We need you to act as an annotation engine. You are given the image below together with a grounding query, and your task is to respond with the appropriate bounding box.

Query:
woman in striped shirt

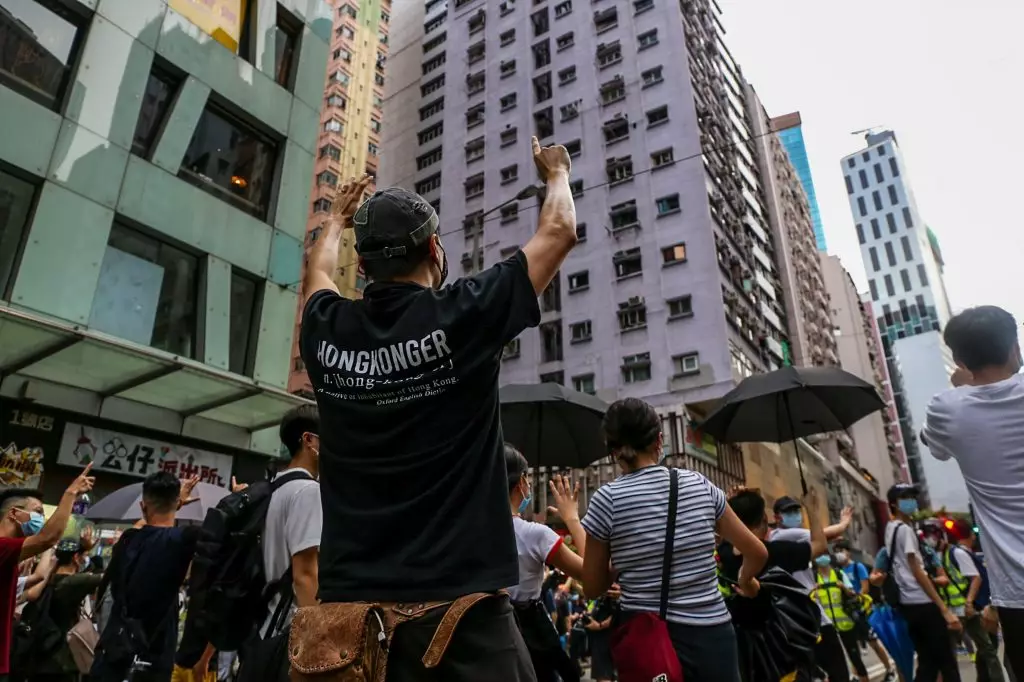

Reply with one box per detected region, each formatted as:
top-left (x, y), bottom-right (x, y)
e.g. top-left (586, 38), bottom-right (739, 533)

top-left (581, 398), bottom-right (767, 682)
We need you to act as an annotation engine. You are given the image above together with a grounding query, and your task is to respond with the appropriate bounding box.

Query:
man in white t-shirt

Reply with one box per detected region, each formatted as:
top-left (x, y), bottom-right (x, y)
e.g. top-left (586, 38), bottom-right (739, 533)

top-left (922, 305), bottom-right (1024, 681)
top-left (883, 483), bottom-right (961, 682)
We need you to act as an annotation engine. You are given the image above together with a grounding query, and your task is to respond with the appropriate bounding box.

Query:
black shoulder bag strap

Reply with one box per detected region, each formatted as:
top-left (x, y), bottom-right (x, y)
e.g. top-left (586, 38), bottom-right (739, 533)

top-left (260, 469), bottom-right (315, 638)
top-left (659, 468), bottom-right (679, 621)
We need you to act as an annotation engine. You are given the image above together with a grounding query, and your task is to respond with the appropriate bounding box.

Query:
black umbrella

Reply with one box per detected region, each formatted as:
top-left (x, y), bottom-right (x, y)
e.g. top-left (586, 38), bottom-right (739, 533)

top-left (698, 366), bottom-right (885, 492)
top-left (499, 383), bottom-right (609, 468)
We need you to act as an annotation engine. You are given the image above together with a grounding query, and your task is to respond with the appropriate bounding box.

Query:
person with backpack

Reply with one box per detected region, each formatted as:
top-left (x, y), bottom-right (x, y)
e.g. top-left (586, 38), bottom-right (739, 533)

top-left (883, 483), bottom-right (962, 682)
top-left (834, 540), bottom-right (897, 680)
top-left (91, 472), bottom-right (200, 682)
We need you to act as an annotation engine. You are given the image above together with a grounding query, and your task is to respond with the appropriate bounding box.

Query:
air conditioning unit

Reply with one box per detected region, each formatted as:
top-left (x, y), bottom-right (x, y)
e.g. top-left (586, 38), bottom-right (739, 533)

top-left (627, 295), bottom-right (645, 307)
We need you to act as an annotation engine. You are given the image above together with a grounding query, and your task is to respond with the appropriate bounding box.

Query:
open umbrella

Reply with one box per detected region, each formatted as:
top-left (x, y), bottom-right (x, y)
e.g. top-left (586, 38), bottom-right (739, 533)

top-left (698, 366), bottom-right (885, 492)
top-left (85, 481), bottom-right (230, 523)
top-left (499, 383), bottom-right (608, 468)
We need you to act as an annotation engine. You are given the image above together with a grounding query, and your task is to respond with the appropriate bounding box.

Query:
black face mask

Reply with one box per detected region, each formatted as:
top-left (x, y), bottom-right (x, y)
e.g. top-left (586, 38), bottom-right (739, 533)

top-left (435, 241), bottom-right (448, 288)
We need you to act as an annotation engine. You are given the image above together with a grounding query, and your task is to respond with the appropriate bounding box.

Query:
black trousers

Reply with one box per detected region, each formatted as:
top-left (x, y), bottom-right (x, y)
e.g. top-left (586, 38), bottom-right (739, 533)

top-left (813, 624), bottom-right (851, 682)
top-left (666, 620), bottom-right (742, 682)
top-left (1000, 606), bottom-right (1024, 682)
top-left (386, 594), bottom-right (536, 681)
top-left (900, 602), bottom-right (961, 682)
top-left (838, 627), bottom-right (869, 677)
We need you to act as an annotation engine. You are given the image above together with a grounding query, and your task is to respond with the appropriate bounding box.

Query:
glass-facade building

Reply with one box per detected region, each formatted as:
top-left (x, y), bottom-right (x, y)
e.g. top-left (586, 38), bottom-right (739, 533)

top-left (778, 123), bottom-right (826, 251)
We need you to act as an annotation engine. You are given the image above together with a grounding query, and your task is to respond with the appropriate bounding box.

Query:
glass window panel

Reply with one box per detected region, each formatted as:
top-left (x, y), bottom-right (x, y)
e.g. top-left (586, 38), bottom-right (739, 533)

top-left (0, 168), bottom-right (36, 298)
top-left (132, 67), bottom-right (180, 157)
top-left (229, 271), bottom-right (260, 376)
top-left (0, 0), bottom-right (83, 109)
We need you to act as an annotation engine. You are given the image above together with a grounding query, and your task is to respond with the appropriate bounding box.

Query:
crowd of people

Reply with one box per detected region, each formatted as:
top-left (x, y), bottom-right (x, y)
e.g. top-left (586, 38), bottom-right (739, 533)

top-left (0, 137), bottom-right (1022, 682)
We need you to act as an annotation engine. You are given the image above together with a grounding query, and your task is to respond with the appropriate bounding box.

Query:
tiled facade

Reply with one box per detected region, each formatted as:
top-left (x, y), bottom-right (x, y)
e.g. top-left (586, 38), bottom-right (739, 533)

top-left (287, 0), bottom-right (391, 396)
top-left (777, 123), bottom-right (825, 251)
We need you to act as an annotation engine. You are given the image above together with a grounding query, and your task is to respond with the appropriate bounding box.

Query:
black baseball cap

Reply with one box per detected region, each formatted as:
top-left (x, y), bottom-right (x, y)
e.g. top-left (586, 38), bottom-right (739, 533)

top-left (353, 187), bottom-right (439, 262)
top-left (886, 482), bottom-right (919, 504)
top-left (773, 496), bottom-right (801, 514)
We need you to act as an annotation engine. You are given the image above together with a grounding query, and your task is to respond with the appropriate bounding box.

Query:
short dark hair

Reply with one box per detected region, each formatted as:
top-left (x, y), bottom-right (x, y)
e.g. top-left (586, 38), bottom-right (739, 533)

top-left (729, 490), bottom-right (766, 528)
top-left (0, 488), bottom-right (43, 515)
top-left (504, 443), bottom-right (529, 493)
top-left (362, 241), bottom-right (432, 282)
top-left (943, 305), bottom-right (1018, 372)
top-left (142, 471), bottom-right (181, 514)
top-left (279, 405), bottom-right (320, 458)
top-left (602, 398), bottom-right (661, 463)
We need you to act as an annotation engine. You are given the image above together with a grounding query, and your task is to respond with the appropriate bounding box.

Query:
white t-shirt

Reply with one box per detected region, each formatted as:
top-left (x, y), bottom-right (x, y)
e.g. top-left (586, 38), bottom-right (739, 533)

top-left (768, 527), bottom-right (830, 625)
top-left (260, 469), bottom-right (322, 637)
top-left (949, 545), bottom-right (979, 579)
top-left (884, 520), bottom-right (930, 605)
top-left (508, 516), bottom-right (562, 602)
top-left (924, 374), bottom-right (1024, 608)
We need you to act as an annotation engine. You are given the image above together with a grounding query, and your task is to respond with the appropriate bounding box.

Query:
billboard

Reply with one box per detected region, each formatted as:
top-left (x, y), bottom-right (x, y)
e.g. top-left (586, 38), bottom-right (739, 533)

top-left (169, 0), bottom-right (246, 53)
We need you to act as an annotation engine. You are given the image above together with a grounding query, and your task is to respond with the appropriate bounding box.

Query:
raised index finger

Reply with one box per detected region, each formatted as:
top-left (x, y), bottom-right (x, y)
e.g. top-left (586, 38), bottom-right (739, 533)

top-left (80, 462), bottom-right (93, 477)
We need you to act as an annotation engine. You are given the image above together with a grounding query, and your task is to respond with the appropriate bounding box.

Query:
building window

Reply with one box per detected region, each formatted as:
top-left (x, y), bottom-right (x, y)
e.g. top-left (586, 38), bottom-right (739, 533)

top-left (901, 235), bottom-right (913, 261)
top-left (564, 139), bottom-right (581, 157)
top-left (323, 119), bottom-right (343, 133)
top-left (622, 352), bottom-right (652, 383)
top-left (888, 184), bottom-right (899, 205)
top-left (917, 264), bottom-right (929, 286)
top-left (609, 200), bottom-right (637, 231)
top-left (465, 173), bottom-right (485, 199)
top-left (874, 163), bottom-right (885, 183)
top-left (900, 268), bottom-right (912, 292)
top-left (868, 279), bottom-right (878, 301)
top-left (661, 243), bottom-right (686, 265)
top-left (556, 31), bottom-right (574, 50)
top-left (317, 171), bottom-right (338, 186)
top-left (597, 41), bottom-right (622, 68)
top-left (501, 28), bottom-right (516, 46)
top-left (468, 10), bottom-right (486, 34)
top-left (330, 69), bottom-right (348, 86)
top-left (889, 158), bottom-right (900, 177)
top-left (656, 194), bottom-right (680, 216)
top-left (228, 270), bottom-right (260, 376)
top-left (420, 98), bottom-right (444, 120)
top-left (500, 203), bottom-right (519, 223)
top-left (572, 374), bottom-right (595, 394)
top-left (871, 219), bottom-right (881, 240)
top-left (858, 170), bottom-right (868, 189)
top-left (872, 191), bottom-right (883, 211)
top-left (568, 270), bottom-right (589, 292)
top-left (570, 320), bottom-right (592, 343)
top-left (886, 212), bottom-right (897, 233)
top-left (539, 371), bottom-right (564, 384)
top-left (417, 146), bottom-right (443, 170)
top-left (600, 76), bottom-right (626, 105)
top-left (651, 147), bottom-right (674, 169)
top-left (594, 6), bottom-right (618, 33)
top-left (641, 65), bottom-right (664, 87)
top-left (368, 140), bottom-right (379, 155)
top-left (540, 321), bottom-right (563, 362)
top-left (533, 72), bottom-right (552, 101)
top-left (559, 102), bottom-right (579, 122)
top-left (558, 66), bottom-right (577, 86)
top-left (370, 118), bottom-right (382, 133)
top-left (856, 223), bottom-right (865, 244)
top-left (555, 0), bottom-right (572, 17)
top-left (415, 173), bottom-right (442, 195)
top-left (637, 29), bottom-right (658, 49)
top-left (467, 103), bottom-right (485, 128)
top-left (0, 168), bottom-right (35, 298)
top-left (847, 157), bottom-right (856, 168)
top-left (500, 92), bottom-right (517, 111)
top-left (885, 241), bottom-right (897, 266)
top-left (577, 222), bottom-right (587, 241)
top-left (862, 152), bottom-right (871, 162)
top-left (634, 0), bottom-right (654, 13)
top-left (423, 31), bottom-right (447, 52)
top-left (501, 128), bottom-right (518, 148)
top-left (425, 11), bottom-right (447, 33)
top-left (569, 179), bottom-right (583, 196)
top-left (90, 222), bottom-right (199, 358)
top-left (869, 247), bottom-right (880, 272)
top-left (274, 6), bottom-right (302, 89)
top-left (884, 274), bottom-right (895, 297)
top-left (419, 122), bottom-right (444, 145)
top-left (606, 157), bottom-right (633, 184)
top-left (844, 175), bottom-right (854, 194)
top-left (603, 117), bottom-right (629, 144)
top-left (673, 352), bottom-right (700, 377)
top-left (500, 164), bottom-right (519, 184)
top-left (857, 197), bottom-right (867, 217)
top-left (179, 105), bottom-right (278, 219)
top-left (502, 338), bottom-right (521, 360)
top-left (667, 295), bottom-right (693, 319)
top-left (532, 39), bottom-right (552, 69)
top-left (500, 0), bottom-right (514, 15)
top-left (423, 52), bottom-right (447, 74)
top-left (532, 7), bottom-right (550, 36)
top-left (319, 144), bottom-right (341, 160)
top-left (467, 41), bottom-right (485, 64)
top-left (0, 0), bottom-right (84, 110)
top-left (500, 59), bottom-right (517, 78)
top-left (902, 207), bottom-right (914, 228)
top-left (132, 65), bottom-right (181, 158)
top-left (463, 211), bottom-right (483, 239)
top-left (646, 105), bottom-right (669, 127)
top-left (613, 248), bottom-right (642, 279)
top-left (465, 137), bottom-right (485, 163)
top-left (312, 198), bottom-right (332, 213)
top-left (534, 107), bottom-right (554, 138)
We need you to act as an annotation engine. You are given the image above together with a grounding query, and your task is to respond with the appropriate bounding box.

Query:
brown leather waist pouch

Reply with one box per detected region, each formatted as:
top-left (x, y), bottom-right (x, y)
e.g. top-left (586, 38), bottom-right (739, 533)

top-left (289, 592), bottom-right (500, 682)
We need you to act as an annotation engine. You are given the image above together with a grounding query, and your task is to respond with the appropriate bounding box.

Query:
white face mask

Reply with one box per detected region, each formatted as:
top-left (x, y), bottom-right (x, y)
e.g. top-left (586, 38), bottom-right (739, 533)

top-left (835, 551), bottom-right (849, 564)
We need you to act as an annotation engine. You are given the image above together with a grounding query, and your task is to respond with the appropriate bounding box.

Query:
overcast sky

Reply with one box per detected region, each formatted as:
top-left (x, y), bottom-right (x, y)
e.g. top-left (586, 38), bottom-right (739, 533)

top-left (717, 0), bottom-right (1024, 326)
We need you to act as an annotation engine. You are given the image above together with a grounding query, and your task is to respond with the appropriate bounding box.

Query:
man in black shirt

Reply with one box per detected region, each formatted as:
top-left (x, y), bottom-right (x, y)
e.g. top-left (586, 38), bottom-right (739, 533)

top-left (298, 137), bottom-right (577, 679)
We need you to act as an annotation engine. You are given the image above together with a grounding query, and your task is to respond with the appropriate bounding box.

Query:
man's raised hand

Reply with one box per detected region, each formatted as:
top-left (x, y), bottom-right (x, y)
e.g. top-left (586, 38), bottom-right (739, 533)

top-left (531, 136), bottom-right (571, 182)
top-left (331, 174), bottom-right (373, 230)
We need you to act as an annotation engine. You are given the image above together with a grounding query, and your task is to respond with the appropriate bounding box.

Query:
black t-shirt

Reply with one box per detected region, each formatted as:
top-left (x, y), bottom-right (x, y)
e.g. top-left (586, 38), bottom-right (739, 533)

top-left (300, 251), bottom-right (541, 602)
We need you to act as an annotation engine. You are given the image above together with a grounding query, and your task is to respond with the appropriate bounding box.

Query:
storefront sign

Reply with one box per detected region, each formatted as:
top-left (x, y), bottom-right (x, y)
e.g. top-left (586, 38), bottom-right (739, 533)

top-left (684, 418), bottom-right (719, 465)
top-left (0, 403), bottom-right (62, 489)
top-left (168, 0), bottom-right (246, 52)
top-left (58, 424), bottom-right (232, 487)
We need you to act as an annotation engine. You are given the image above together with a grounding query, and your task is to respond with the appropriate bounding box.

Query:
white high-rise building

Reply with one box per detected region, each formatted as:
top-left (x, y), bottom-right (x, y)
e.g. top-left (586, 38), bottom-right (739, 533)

top-left (840, 130), bottom-right (967, 511)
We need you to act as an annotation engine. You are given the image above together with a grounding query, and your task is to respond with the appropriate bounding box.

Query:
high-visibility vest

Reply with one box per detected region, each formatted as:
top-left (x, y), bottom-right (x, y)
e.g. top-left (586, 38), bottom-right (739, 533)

top-left (813, 570), bottom-right (854, 632)
top-left (714, 549), bottom-right (735, 597)
top-left (941, 547), bottom-right (969, 609)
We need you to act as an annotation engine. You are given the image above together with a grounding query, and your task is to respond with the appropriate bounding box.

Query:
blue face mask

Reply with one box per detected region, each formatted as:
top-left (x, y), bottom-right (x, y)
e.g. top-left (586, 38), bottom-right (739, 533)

top-left (815, 555), bottom-right (832, 567)
top-left (780, 511), bottom-right (803, 529)
top-left (20, 511), bottom-right (44, 537)
top-left (897, 499), bottom-right (919, 515)
top-left (517, 486), bottom-right (533, 515)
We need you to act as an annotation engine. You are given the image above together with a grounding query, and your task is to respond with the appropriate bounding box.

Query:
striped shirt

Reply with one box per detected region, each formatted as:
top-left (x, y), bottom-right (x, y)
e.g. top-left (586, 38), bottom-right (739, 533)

top-left (581, 466), bottom-right (730, 626)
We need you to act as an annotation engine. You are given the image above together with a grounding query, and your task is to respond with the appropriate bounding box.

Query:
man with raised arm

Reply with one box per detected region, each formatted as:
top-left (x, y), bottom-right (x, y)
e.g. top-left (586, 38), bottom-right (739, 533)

top-left (295, 137), bottom-right (575, 679)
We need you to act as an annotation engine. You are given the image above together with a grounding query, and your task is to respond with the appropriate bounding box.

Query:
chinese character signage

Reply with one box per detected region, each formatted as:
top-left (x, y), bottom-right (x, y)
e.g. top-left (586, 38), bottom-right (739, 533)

top-left (58, 424), bottom-right (232, 488)
top-left (168, 0), bottom-right (246, 52)
top-left (1, 403), bottom-right (62, 489)
top-left (684, 417), bottom-right (719, 465)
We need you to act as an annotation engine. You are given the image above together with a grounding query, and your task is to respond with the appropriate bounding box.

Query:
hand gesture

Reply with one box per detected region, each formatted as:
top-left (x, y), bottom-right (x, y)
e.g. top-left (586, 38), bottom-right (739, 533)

top-left (331, 174), bottom-right (373, 230)
top-left (981, 605), bottom-right (1000, 633)
top-left (606, 583), bottom-right (622, 600)
top-left (943, 608), bottom-right (962, 632)
top-left (840, 506), bottom-right (854, 526)
top-left (736, 577), bottom-right (760, 599)
top-left (532, 136), bottom-right (571, 182)
top-left (80, 524), bottom-right (96, 551)
top-left (65, 463), bottom-right (95, 497)
top-left (547, 474), bottom-right (581, 523)
top-left (231, 476), bottom-right (249, 494)
top-left (178, 475), bottom-right (200, 508)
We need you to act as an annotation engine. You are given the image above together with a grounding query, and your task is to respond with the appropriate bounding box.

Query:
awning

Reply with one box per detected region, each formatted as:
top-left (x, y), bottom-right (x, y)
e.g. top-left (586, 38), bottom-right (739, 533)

top-left (0, 305), bottom-right (312, 450)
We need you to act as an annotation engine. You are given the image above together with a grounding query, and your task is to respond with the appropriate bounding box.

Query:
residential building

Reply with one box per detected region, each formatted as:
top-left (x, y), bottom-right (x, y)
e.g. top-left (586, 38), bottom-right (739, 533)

top-left (777, 119), bottom-right (826, 251)
top-left (841, 130), bottom-right (965, 510)
top-left (287, 0), bottom-right (391, 396)
top-left (0, 0), bottom-right (326, 501)
top-left (860, 299), bottom-right (911, 485)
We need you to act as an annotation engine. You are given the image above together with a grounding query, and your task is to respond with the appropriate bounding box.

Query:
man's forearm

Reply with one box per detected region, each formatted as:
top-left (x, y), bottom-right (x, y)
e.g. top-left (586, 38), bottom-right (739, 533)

top-left (293, 574), bottom-right (319, 608)
top-left (967, 576), bottom-right (981, 607)
top-left (538, 172), bottom-right (576, 242)
top-left (308, 224), bottom-right (343, 280)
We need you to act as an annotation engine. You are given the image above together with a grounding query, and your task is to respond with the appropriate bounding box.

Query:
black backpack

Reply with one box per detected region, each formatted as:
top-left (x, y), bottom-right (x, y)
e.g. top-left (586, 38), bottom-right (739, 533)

top-left (882, 522), bottom-right (913, 608)
top-left (188, 470), bottom-right (313, 651)
top-left (11, 578), bottom-right (64, 676)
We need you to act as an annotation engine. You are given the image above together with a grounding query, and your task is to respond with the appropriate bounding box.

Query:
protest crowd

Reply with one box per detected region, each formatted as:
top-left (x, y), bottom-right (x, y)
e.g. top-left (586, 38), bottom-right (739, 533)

top-left (1, 139), bottom-right (1022, 682)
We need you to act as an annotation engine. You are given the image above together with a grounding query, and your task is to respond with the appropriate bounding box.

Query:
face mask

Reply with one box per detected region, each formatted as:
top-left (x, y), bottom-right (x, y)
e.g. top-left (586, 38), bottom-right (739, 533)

top-left (517, 485), bottom-right (532, 515)
top-left (924, 536), bottom-right (938, 549)
top-left (780, 511), bottom-right (803, 529)
top-left (815, 555), bottom-right (832, 567)
top-left (20, 511), bottom-right (44, 537)
top-left (834, 551), bottom-right (848, 564)
top-left (897, 498), bottom-right (919, 515)
top-left (434, 241), bottom-right (448, 288)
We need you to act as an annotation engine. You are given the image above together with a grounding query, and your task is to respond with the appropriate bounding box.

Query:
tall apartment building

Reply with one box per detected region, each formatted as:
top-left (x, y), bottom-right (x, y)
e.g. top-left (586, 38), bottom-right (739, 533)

top-left (0, 0), bottom-right (326, 500)
top-left (287, 0), bottom-right (391, 396)
top-left (861, 300), bottom-right (911, 486)
top-left (841, 130), bottom-right (965, 510)
top-left (777, 120), bottom-right (826, 251)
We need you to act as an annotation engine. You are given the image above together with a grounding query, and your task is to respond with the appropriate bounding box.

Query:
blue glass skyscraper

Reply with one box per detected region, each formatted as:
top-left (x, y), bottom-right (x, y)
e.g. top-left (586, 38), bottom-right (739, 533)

top-left (778, 124), bottom-right (827, 251)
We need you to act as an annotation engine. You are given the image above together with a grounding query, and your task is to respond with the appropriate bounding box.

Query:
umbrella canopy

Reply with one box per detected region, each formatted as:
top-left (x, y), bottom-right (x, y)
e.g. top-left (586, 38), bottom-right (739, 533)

top-left (85, 481), bottom-right (229, 523)
top-left (499, 383), bottom-right (608, 468)
top-left (698, 366), bottom-right (885, 444)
